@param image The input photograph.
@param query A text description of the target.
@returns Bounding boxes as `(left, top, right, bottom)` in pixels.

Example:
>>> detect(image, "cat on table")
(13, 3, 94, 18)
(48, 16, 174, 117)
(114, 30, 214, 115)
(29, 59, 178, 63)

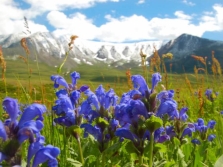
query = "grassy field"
(1, 55, 223, 167)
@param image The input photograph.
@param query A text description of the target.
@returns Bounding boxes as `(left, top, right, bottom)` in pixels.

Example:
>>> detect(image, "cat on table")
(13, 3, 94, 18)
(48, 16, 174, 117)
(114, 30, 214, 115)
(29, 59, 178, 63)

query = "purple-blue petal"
(32, 145, 60, 167)
(18, 103, 46, 128)
(0, 121, 7, 141)
(2, 97, 20, 123)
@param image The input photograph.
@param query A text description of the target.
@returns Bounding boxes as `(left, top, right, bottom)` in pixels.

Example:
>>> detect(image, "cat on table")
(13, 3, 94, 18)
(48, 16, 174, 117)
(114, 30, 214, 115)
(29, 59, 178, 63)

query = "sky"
(0, 0, 223, 42)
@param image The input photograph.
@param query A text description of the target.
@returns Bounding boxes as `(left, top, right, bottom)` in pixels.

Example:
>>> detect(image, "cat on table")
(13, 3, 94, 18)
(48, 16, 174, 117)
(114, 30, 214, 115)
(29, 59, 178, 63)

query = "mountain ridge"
(1, 32, 223, 72)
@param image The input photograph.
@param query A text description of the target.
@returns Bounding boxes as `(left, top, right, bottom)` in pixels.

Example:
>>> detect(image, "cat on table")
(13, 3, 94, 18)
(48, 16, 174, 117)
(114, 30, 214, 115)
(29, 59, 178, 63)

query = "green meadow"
(1, 50, 223, 167)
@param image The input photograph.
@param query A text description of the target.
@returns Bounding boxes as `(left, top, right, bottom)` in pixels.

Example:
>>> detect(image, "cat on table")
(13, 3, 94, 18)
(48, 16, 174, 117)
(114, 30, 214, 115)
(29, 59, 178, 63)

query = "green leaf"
(104, 142, 122, 157)
(214, 155, 223, 167)
(67, 158, 82, 167)
(173, 137, 181, 148)
(84, 155, 97, 165)
(154, 143, 167, 153)
(92, 117, 109, 129)
(67, 125, 83, 139)
(145, 115, 163, 133)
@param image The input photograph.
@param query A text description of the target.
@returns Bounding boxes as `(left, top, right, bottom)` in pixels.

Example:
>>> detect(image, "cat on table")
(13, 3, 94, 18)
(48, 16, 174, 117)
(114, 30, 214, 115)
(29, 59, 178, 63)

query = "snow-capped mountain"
(1, 32, 223, 72)
(157, 33, 223, 72)
(0, 32, 167, 67)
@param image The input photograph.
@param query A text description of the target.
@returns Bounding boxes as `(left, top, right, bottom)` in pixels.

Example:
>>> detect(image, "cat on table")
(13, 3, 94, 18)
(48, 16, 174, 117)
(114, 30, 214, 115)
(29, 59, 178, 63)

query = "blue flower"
(70, 71, 80, 87)
(179, 107, 188, 121)
(115, 128, 139, 142)
(17, 120, 44, 144)
(0, 120, 7, 141)
(181, 125, 195, 138)
(208, 134, 216, 142)
(55, 89, 68, 98)
(79, 85, 89, 92)
(32, 145, 60, 167)
(157, 135, 170, 143)
(151, 73, 162, 93)
(114, 99, 148, 125)
(165, 126, 176, 138)
(207, 120, 216, 129)
(27, 135, 45, 166)
(126, 89, 142, 99)
(70, 90, 81, 106)
(18, 103, 46, 128)
(220, 111, 223, 115)
(80, 123, 103, 142)
(84, 89, 100, 111)
(95, 85, 106, 106)
(131, 75, 150, 96)
(205, 89, 212, 99)
(156, 99, 177, 119)
(2, 97, 21, 123)
(52, 94, 73, 116)
(0, 152, 7, 163)
(157, 90, 174, 102)
(51, 75, 69, 88)
(104, 89, 116, 110)
(110, 119, 119, 131)
(191, 139, 201, 145)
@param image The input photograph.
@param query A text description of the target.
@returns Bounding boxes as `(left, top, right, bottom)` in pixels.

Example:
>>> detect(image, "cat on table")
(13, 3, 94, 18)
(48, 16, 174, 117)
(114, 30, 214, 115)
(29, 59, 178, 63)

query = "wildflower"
(0, 152, 7, 163)
(83, 89, 100, 111)
(32, 145, 60, 167)
(131, 75, 150, 96)
(181, 126, 195, 138)
(178, 107, 188, 121)
(115, 128, 139, 142)
(27, 135, 45, 166)
(52, 94, 73, 116)
(81, 124, 103, 142)
(114, 99, 148, 125)
(165, 126, 176, 138)
(95, 85, 106, 106)
(208, 134, 216, 142)
(191, 139, 201, 145)
(50, 75, 69, 88)
(2, 97, 21, 124)
(110, 119, 119, 131)
(0, 120, 7, 141)
(18, 103, 46, 128)
(70, 71, 80, 87)
(70, 90, 81, 106)
(151, 73, 162, 93)
(17, 120, 44, 144)
(207, 120, 216, 129)
(156, 98, 177, 119)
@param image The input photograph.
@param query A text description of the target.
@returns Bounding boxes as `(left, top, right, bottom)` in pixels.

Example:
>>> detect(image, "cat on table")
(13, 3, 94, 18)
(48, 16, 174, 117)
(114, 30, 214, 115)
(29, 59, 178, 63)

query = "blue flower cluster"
(0, 98, 60, 167)
(51, 71, 217, 164)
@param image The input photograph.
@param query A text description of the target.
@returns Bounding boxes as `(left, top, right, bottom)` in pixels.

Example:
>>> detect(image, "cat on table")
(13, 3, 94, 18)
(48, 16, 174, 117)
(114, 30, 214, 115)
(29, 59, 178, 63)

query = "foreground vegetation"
(1, 34, 223, 167)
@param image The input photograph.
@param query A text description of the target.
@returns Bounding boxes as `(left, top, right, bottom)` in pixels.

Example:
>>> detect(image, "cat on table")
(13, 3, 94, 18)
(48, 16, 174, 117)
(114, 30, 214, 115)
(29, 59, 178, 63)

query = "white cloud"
(47, 11, 99, 40)
(0, 1, 222, 42)
(0, 0, 48, 35)
(174, 11, 192, 20)
(23, 0, 119, 15)
(46, 3, 223, 42)
(182, 0, 195, 6)
(138, 0, 145, 4)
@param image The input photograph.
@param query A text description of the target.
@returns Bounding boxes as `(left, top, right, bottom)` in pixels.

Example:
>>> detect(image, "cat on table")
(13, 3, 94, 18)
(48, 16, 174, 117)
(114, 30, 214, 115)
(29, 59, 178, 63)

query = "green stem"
(102, 152, 105, 167)
(3, 78, 7, 96)
(149, 132, 154, 167)
(57, 51, 70, 74)
(34, 51, 44, 103)
(139, 154, 143, 166)
(77, 137, 84, 165)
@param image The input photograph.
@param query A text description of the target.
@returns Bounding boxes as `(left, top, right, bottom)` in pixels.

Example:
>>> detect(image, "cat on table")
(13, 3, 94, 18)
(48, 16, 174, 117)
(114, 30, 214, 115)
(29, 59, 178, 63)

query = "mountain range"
(0, 32, 223, 73)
